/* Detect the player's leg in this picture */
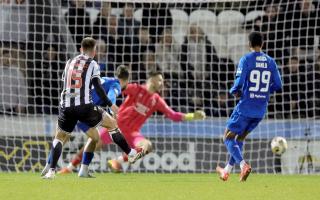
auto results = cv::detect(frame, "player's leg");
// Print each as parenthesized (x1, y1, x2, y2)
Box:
(42, 107, 76, 179)
(216, 129, 240, 181)
(116, 137, 150, 164)
(216, 111, 246, 181)
(129, 137, 152, 160)
(58, 122, 89, 174)
(108, 132, 146, 172)
(78, 127, 100, 177)
(235, 131, 249, 158)
(100, 112, 139, 162)
(235, 131, 251, 181)
(238, 118, 262, 182)
(226, 131, 248, 171)
(45, 132, 71, 166)
(60, 129, 106, 175)
(77, 106, 137, 177)
(216, 129, 234, 181)
(76, 105, 106, 177)
(42, 133, 71, 176)
(58, 127, 110, 174)
(42, 127, 72, 179)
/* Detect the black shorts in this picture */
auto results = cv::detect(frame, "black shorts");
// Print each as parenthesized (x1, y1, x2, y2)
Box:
(58, 104, 104, 133)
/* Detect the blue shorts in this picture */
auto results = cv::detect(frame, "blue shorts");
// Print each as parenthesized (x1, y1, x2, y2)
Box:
(77, 122, 90, 133)
(226, 110, 262, 135)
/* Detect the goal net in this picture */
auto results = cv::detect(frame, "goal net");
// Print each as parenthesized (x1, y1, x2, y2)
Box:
(0, 0, 319, 174)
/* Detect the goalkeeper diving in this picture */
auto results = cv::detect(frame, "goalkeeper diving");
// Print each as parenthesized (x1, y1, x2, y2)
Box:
(59, 71, 206, 174)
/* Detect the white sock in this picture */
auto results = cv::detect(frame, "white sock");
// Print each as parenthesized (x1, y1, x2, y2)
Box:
(117, 155, 125, 163)
(67, 163, 75, 170)
(240, 160, 246, 170)
(79, 164, 88, 175)
(116, 149, 137, 164)
(128, 149, 137, 157)
(224, 164, 233, 174)
(52, 138, 63, 147)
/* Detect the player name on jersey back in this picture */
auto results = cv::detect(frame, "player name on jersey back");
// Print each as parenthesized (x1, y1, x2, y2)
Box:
(249, 55, 270, 100)
(255, 56, 268, 68)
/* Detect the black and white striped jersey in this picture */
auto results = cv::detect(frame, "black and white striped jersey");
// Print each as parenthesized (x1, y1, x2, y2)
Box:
(60, 54, 100, 107)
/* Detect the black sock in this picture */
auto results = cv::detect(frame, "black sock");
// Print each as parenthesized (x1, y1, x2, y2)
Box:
(110, 129, 131, 154)
(50, 139, 63, 169)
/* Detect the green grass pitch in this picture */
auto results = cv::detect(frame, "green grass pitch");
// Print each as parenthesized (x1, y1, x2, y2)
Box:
(0, 173, 318, 200)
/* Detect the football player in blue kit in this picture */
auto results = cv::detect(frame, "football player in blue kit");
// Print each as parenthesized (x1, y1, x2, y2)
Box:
(216, 32, 282, 182)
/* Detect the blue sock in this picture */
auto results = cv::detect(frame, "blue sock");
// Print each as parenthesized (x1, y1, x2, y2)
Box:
(228, 141, 244, 165)
(82, 152, 94, 165)
(224, 139, 243, 164)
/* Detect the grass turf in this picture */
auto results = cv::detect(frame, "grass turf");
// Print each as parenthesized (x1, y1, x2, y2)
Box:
(0, 173, 318, 200)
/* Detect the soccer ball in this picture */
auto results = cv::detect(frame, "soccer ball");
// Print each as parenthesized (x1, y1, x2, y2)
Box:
(271, 136, 288, 155)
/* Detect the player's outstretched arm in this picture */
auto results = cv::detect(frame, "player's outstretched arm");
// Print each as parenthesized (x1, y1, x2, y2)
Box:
(156, 97, 206, 122)
(183, 110, 206, 121)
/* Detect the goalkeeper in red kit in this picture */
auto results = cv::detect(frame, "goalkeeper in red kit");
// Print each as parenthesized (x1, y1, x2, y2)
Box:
(59, 71, 205, 174)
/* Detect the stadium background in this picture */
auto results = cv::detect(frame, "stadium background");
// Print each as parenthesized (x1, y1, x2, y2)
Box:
(0, 0, 319, 174)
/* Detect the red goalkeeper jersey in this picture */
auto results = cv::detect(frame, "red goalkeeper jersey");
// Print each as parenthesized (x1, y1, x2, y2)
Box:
(117, 83, 184, 131)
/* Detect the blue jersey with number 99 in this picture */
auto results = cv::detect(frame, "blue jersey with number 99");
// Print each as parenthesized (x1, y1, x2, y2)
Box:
(229, 51, 282, 118)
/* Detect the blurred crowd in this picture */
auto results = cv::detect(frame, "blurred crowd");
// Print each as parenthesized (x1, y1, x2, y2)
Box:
(0, 0, 319, 119)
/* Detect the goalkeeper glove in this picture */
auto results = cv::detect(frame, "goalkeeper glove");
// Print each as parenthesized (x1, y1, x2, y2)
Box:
(184, 110, 206, 121)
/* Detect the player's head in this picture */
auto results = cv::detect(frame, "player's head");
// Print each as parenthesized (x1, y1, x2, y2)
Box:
(147, 71, 164, 93)
(116, 65, 130, 90)
(80, 37, 96, 57)
(248, 31, 263, 50)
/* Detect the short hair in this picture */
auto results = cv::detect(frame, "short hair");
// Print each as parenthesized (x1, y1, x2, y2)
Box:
(248, 32, 263, 48)
(116, 65, 130, 80)
(81, 37, 96, 52)
(148, 71, 163, 79)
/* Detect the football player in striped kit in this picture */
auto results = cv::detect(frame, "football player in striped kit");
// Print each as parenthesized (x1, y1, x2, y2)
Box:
(41, 37, 139, 179)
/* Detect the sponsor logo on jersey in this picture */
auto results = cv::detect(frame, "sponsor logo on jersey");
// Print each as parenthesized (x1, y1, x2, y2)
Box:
(135, 103, 149, 116)
(250, 93, 266, 99)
